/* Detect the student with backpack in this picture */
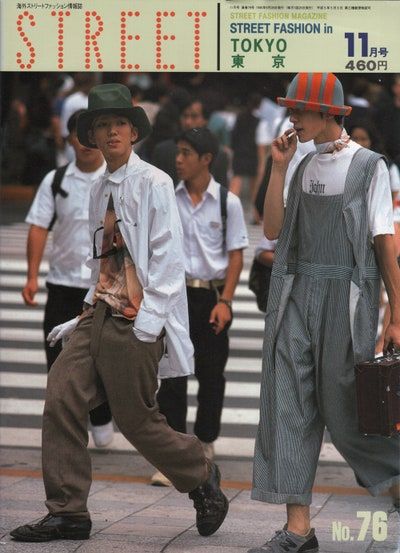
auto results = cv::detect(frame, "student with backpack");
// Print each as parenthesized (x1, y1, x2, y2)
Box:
(22, 109, 114, 448)
(152, 127, 248, 486)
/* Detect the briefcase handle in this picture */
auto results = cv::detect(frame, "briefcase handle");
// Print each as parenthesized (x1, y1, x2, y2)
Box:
(375, 342, 400, 363)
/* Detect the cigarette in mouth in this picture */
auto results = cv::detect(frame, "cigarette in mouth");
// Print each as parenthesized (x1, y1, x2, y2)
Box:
(286, 130, 296, 138)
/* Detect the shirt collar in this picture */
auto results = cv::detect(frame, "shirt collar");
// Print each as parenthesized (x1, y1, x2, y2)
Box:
(176, 176, 218, 200)
(103, 150, 139, 184)
(66, 160, 106, 180)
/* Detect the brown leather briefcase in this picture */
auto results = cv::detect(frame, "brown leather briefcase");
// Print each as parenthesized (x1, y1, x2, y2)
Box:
(355, 353, 400, 437)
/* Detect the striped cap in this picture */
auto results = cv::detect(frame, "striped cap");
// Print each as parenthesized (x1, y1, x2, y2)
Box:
(277, 73, 352, 116)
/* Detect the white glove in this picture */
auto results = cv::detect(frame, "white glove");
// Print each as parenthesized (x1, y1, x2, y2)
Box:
(133, 326, 157, 343)
(47, 317, 79, 347)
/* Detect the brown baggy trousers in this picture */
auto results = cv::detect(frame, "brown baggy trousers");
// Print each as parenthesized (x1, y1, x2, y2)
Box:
(42, 301, 207, 519)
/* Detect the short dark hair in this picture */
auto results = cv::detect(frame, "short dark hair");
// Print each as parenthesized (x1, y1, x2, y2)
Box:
(318, 111, 344, 127)
(189, 98, 213, 122)
(176, 127, 219, 162)
(334, 115, 345, 126)
(67, 109, 87, 134)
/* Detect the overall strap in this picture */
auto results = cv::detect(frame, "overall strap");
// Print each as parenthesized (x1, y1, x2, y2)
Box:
(273, 151, 315, 270)
(342, 148, 385, 286)
(48, 164, 69, 231)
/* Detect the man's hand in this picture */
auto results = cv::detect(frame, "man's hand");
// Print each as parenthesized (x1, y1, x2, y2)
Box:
(270, 129, 298, 167)
(209, 302, 232, 335)
(383, 321, 400, 355)
(47, 317, 79, 347)
(22, 278, 38, 306)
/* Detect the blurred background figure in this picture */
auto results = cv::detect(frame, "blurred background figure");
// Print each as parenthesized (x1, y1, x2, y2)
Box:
(373, 74, 400, 170)
(60, 73, 98, 163)
(138, 86, 192, 162)
(345, 76, 374, 128)
(230, 92, 271, 224)
(151, 97, 229, 188)
(348, 119, 400, 228)
(2, 74, 60, 186)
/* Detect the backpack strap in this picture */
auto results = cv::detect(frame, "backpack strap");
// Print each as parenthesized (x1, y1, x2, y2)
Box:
(219, 184, 228, 254)
(48, 164, 69, 231)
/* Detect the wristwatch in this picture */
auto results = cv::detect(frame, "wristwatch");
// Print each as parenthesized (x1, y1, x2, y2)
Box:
(218, 298, 232, 309)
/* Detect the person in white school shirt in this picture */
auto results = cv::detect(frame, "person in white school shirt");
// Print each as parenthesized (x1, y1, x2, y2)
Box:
(22, 109, 114, 448)
(152, 127, 248, 487)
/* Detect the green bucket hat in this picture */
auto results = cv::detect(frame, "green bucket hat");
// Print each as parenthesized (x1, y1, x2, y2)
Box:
(77, 83, 152, 148)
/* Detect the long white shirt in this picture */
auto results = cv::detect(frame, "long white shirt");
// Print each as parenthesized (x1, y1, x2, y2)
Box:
(175, 177, 249, 280)
(84, 151, 194, 378)
(25, 161, 106, 288)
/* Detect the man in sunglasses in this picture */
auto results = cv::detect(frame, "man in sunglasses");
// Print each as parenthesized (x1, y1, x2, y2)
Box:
(10, 83, 229, 543)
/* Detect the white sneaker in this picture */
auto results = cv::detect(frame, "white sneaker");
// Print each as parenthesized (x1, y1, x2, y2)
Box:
(150, 470, 172, 487)
(201, 441, 215, 460)
(91, 421, 114, 448)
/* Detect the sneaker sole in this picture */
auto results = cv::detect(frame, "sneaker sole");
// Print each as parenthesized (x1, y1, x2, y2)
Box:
(10, 532, 90, 542)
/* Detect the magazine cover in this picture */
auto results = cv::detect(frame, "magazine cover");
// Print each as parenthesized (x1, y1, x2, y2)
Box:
(1, 1, 399, 551)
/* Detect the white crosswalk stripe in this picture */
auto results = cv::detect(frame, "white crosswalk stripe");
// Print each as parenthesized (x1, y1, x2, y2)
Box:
(0, 221, 345, 464)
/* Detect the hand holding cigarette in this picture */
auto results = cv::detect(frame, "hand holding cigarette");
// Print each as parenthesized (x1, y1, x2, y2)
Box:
(271, 128, 298, 165)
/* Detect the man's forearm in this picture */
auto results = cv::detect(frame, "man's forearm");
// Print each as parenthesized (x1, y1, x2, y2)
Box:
(220, 250, 243, 301)
(263, 163, 287, 240)
(26, 225, 49, 280)
(374, 234, 400, 323)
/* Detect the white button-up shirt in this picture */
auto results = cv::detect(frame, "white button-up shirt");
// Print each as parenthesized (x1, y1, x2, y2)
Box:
(25, 161, 106, 288)
(175, 178, 248, 280)
(84, 151, 194, 378)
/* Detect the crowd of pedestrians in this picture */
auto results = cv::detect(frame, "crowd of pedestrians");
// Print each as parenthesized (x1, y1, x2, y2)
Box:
(1, 72, 399, 552)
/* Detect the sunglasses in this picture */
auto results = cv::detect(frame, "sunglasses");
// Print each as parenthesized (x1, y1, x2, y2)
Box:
(92, 219, 122, 259)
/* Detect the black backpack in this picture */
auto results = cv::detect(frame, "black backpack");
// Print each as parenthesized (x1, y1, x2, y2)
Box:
(47, 164, 69, 231)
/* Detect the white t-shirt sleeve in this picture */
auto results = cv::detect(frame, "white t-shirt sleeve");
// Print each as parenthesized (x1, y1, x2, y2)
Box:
(226, 192, 249, 251)
(25, 171, 56, 229)
(255, 236, 277, 257)
(367, 159, 394, 237)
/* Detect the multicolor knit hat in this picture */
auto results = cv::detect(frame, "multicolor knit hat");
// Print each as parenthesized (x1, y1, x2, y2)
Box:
(277, 73, 352, 116)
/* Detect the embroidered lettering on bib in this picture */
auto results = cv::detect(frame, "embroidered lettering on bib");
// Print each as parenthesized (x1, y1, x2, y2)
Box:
(308, 179, 326, 195)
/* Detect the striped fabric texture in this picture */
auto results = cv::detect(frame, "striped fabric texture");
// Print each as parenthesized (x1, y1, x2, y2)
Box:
(277, 73, 352, 116)
(252, 148, 400, 505)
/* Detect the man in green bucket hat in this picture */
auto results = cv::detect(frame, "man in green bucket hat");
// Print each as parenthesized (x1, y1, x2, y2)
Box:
(10, 83, 229, 543)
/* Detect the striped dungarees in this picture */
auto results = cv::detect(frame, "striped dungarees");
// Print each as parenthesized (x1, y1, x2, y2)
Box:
(252, 150, 400, 506)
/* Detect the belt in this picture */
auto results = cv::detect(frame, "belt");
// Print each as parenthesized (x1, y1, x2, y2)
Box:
(186, 278, 225, 290)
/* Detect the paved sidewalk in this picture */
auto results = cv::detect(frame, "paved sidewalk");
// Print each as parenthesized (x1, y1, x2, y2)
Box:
(0, 448, 399, 553)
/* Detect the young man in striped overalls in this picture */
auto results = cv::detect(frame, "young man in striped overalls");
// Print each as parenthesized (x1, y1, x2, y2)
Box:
(249, 73, 400, 553)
